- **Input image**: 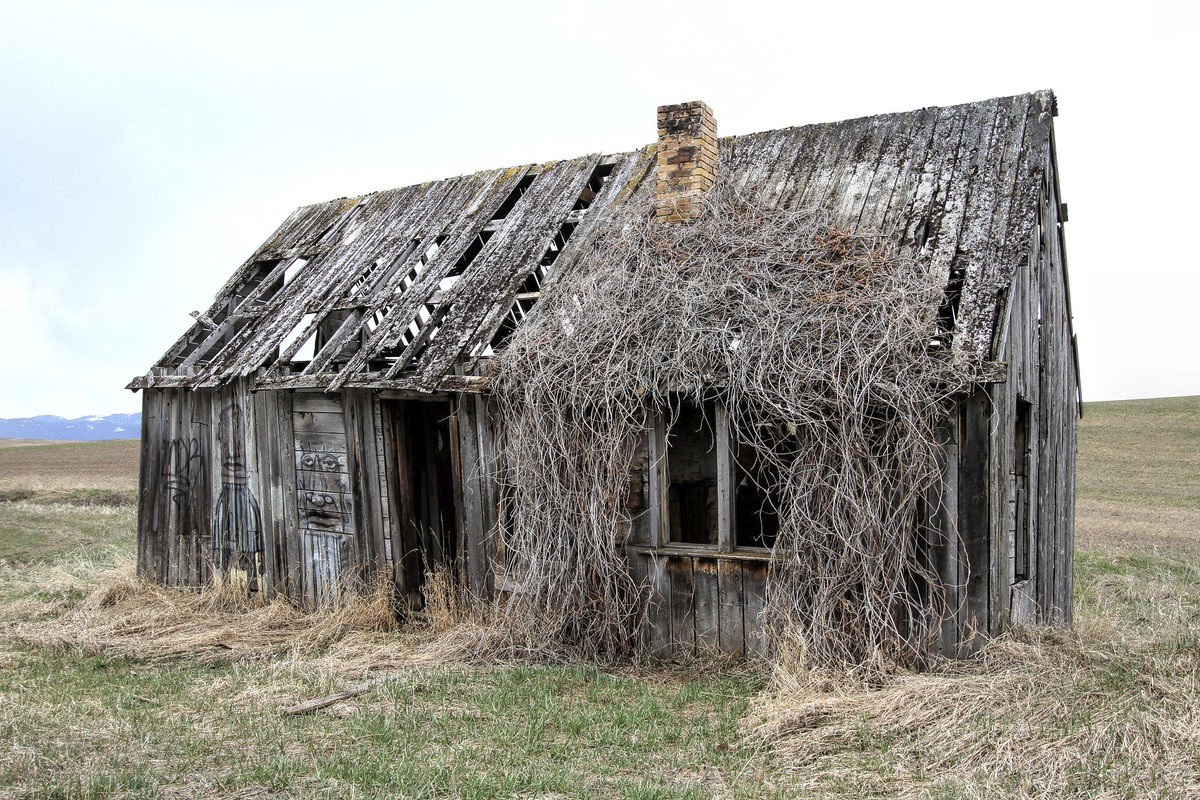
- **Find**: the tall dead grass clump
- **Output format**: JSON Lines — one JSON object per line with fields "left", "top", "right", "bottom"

{"left": 745, "top": 566, "right": 1200, "bottom": 798}
{"left": 16, "top": 569, "right": 398, "bottom": 666}
{"left": 490, "top": 186, "right": 968, "bottom": 666}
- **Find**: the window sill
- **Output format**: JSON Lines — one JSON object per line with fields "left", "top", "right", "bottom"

{"left": 626, "top": 544, "right": 772, "bottom": 562}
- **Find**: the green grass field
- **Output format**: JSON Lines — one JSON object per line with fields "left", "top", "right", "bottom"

{"left": 0, "top": 399, "right": 1196, "bottom": 799}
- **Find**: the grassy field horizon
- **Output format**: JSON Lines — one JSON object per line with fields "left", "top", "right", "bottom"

{"left": 0, "top": 397, "right": 1196, "bottom": 798}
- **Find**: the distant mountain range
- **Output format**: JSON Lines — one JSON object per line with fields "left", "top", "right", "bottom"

{"left": 0, "top": 413, "right": 141, "bottom": 440}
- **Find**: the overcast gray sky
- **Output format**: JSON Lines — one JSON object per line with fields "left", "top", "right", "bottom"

{"left": 1, "top": 0, "right": 1195, "bottom": 417}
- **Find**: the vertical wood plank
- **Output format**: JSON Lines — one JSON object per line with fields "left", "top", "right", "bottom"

{"left": 136, "top": 391, "right": 160, "bottom": 582}
{"left": 163, "top": 390, "right": 182, "bottom": 588}
{"left": 715, "top": 401, "right": 733, "bottom": 553}
{"left": 693, "top": 557, "right": 720, "bottom": 652}
{"left": 276, "top": 391, "right": 303, "bottom": 606}
{"left": 344, "top": 390, "right": 387, "bottom": 587}
{"left": 647, "top": 416, "right": 667, "bottom": 548}
{"left": 626, "top": 550, "right": 650, "bottom": 651}
{"left": 717, "top": 559, "right": 745, "bottom": 656}
{"left": 936, "top": 413, "right": 960, "bottom": 657}
{"left": 741, "top": 560, "right": 768, "bottom": 657}
{"left": 456, "top": 395, "right": 487, "bottom": 599}
{"left": 647, "top": 554, "right": 672, "bottom": 657}
{"left": 475, "top": 394, "right": 500, "bottom": 597}
{"left": 667, "top": 556, "right": 695, "bottom": 654}
{"left": 959, "top": 389, "right": 991, "bottom": 655}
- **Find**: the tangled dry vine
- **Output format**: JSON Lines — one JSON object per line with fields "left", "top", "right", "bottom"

{"left": 490, "top": 185, "right": 970, "bottom": 668}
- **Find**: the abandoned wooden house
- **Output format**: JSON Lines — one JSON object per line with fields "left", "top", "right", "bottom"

{"left": 130, "top": 90, "right": 1079, "bottom": 658}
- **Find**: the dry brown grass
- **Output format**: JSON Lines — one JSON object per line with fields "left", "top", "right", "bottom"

{"left": 0, "top": 438, "right": 82, "bottom": 448}
{"left": 4, "top": 559, "right": 517, "bottom": 692}
{"left": 746, "top": 551, "right": 1200, "bottom": 796}
{"left": 0, "top": 438, "right": 139, "bottom": 492}
{"left": 7, "top": 565, "right": 403, "bottom": 669}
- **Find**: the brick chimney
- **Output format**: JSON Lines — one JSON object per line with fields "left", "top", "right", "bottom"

{"left": 655, "top": 101, "right": 718, "bottom": 222}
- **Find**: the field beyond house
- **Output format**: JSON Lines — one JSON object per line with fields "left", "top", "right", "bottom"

{"left": 0, "top": 400, "right": 1197, "bottom": 798}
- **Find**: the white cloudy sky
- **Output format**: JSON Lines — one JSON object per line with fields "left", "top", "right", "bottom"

{"left": 1, "top": 1, "right": 1195, "bottom": 417}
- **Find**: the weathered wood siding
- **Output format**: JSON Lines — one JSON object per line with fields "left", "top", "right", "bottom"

{"left": 138, "top": 385, "right": 397, "bottom": 610}
{"left": 134, "top": 91, "right": 1075, "bottom": 659}
{"left": 625, "top": 548, "right": 770, "bottom": 658}
{"left": 926, "top": 121, "right": 1078, "bottom": 651}
{"left": 455, "top": 393, "right": 500, "bottom": 600}
{"left": 137, "top": 386, "right": 214, "bottom": 588}
{"left": 990, "top": 132, "right": 1078, "bottom": 629}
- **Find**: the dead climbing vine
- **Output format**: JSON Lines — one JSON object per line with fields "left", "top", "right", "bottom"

{"left": 490, "top": 185, "right": 970, "bottom": 668}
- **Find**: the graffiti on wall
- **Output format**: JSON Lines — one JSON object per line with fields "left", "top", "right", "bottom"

{"left": 162, "top": 436, "right": 206, "bottom": 535}
{"left": 296, "top": 446, "right": 352, "bottom": 533}
{"left": 212, "top": 401, "right": 263, "bottom": 587}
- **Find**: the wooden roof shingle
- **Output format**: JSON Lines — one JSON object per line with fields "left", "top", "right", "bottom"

{"left": 130, "top": 90, "right": 1058, "bottom": 393}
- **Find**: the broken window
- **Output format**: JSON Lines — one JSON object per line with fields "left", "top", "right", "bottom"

{"left": 646, "top": 399, "right": 778, "bottom": 553}
{"left": 733, "top": 444, "right": 780, "bottom": 550}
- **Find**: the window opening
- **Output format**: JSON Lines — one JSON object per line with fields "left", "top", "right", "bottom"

{"left": 1013, "top": 399, "right": 1033, "bottom": 582}
{"left": 666, "top": 400, "right": 720, "bottom": 546}
{"left": 733, "top": 444, "right": 780, "bottom": 549}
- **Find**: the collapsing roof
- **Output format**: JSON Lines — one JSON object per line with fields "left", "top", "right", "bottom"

{"left": 129, "top": 90, "right": 1061, "bottom": 394}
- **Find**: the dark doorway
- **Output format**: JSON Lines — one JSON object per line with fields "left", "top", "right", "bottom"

{"left": 383, "top": 399, "right": 460, "bottom": 610}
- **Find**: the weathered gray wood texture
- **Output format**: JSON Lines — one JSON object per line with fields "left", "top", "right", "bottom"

{"left": 134, "top": 90, "right": 1077, "bottom": 658}
{"left": 138, "top": 386, "right": 399, "bottom": 610}
{"left": 130, "top": 92, "right": 1059, "bottom": 395}
{"left": 922, "top": 115, "right": 1078, "bottom": 654}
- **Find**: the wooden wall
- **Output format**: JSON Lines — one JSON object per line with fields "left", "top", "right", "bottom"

{"left": 626, "top": 549, "right": 769, "bottom": 658}
{"left": 987, "top": 144, "right": 1078, "bottom": 630}
{"left": 139, "top": 177, "right": 1077, "bottom": 650}
{"left": 138, "top": 384, "right": 396, "bottom": 610}
{"left": 926, "top": 146, "right": 1079, "bottom": 653}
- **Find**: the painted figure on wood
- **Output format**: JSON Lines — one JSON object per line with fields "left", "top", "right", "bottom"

{"left": 213, "top": 402, "right": 263, "bottom": 588}
{"left": 296, "top": 447, "right": 352, "bottom": 533}
{"left": 163, "top": 435, "right": 206, "bottom": 536}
